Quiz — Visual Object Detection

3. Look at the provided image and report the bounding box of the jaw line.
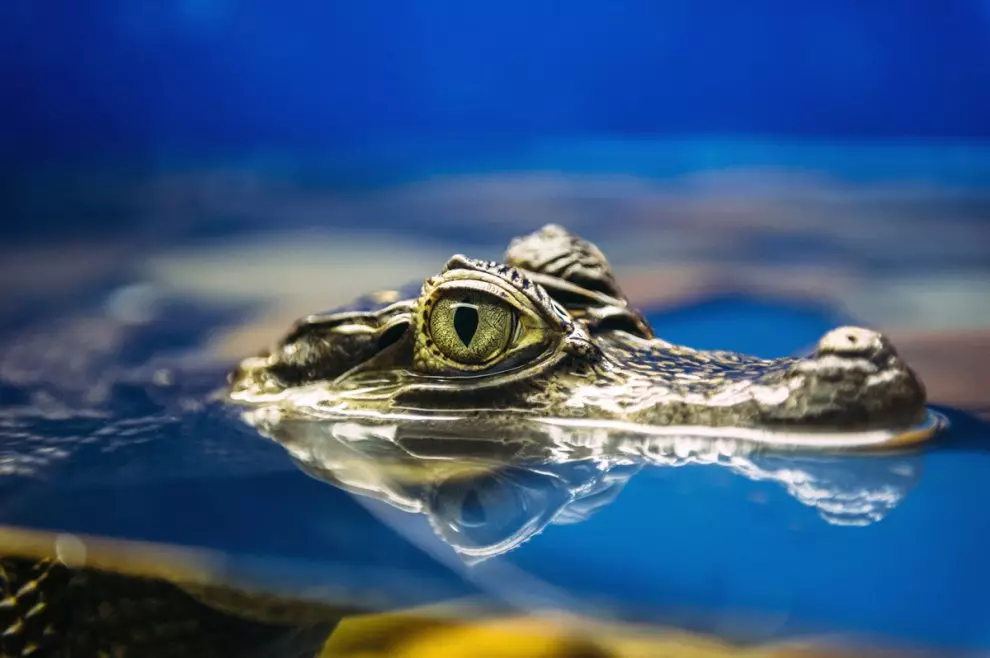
[536,409,946,451]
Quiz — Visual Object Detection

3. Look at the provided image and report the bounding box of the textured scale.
[232,224,932,436]
[0,558,330,658]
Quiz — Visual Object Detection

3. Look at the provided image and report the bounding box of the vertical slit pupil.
[453,304,479,347]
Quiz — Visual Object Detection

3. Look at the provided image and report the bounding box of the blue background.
[3,0,990,166]
[5,0,990,248]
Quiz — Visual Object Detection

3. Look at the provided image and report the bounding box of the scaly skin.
[230,225,930,439]
[0,557,334,657]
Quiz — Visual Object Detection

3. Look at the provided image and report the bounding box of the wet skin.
[229,225,932,442]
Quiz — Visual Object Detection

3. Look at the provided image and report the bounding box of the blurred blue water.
[4,1,989,248]
[3,0,990,167]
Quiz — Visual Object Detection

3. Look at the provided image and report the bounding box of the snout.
[763,326,927,429]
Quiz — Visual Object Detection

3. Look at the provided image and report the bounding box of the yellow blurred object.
[389,617,607,658]
[323,609,925,658]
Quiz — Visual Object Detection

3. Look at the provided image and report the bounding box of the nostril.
[817,326,888,357]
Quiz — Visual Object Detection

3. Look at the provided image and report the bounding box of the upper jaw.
[232,324,928,435]
[575,327,928,433]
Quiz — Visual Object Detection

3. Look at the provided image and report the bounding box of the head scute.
[504,224,624,299]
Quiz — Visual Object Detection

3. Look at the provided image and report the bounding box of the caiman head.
[229,225,934,447]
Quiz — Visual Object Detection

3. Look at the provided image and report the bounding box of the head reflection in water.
[241,409,924,562]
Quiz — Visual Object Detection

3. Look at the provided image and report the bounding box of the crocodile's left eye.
[429,293,517,365]
[413,259,570,376]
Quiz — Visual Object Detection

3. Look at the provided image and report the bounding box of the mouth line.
[534,409,946,451]
[237,377,945,453]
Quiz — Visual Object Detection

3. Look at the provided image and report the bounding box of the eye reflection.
[432,472,527,541]
[427,468,570,555]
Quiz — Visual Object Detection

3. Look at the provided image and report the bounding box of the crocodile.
[230,224,940,449]
[0,224,941,657]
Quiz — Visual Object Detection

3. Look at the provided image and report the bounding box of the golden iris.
[429,294,515,365]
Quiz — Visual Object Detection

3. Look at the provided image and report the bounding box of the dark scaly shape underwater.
[231,224,939,449]
[0,556,334,657]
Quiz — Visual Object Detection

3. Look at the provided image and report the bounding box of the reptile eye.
[413,259,570,376]
[429,293,516,365]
